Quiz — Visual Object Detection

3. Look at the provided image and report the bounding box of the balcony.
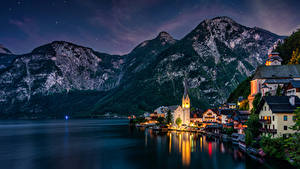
[259,119,271,124]
[259,128,277,133]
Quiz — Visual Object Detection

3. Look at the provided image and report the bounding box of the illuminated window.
[284,116,288,121]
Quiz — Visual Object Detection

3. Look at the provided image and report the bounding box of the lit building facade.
[173,80,191,126]
[248,65,300,110]
[256,96,298,138]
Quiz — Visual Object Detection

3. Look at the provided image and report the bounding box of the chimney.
[289,96,295,106]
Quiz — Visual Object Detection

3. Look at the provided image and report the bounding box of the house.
[265,52,282,66]
[219,109,236,124]
[190,111,203,123]
[152,106,168,118]
[172,80,191,126]
[202,109,219,124]
[285,80,300,98]
[233,111,250,134]
[261,79,291,96]
[255,96,299,138]
[228,103,237,109]
[248,64,300,110]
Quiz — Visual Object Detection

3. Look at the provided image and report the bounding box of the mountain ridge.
[0,16,284,116]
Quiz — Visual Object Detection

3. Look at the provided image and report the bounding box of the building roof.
[219,109,237,115]
[266,55,282,62]
[256,96,300,114]
[253,65,300,80]
[183,79,189,98]
[168,105,179,112]
[238,96,245,102]
[264,79,292,84]
[238,110,251,115]
[269,52,280,55]
[290,80,300,88]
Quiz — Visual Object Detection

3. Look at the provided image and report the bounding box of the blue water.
[0,119,294,169]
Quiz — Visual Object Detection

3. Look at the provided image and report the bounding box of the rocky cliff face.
[151,16,283,107]
[0,41,124,114]
[0,16,284,116]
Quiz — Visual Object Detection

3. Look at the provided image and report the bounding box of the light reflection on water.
[0,120,295,169]
[143,129,247,168]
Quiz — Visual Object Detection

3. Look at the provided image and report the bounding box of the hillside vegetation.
[275,29,300,64]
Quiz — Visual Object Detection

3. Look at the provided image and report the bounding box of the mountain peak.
[0,44,12,54]
[156,31,176,44]
[198,16,238,28]
[157,31,171,37]
[210,16,235,22]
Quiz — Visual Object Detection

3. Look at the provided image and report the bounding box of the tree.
[275,29,300,64]
[157,117,165,124]
[245,130,253,146]
[291,107,300,131]
[239,99,249,110]
[282,107,300,167]
[288,48,300,64]
[276,85,283,96]
[251,93,261,113]
[260,136,285,159]
[166,109,173,124]
[175,117,182,127]
[245,114,261,145]
[190,107,196,113]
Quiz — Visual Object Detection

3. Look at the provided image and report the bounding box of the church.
[172,80,191,126]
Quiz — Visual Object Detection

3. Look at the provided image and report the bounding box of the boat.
[231,133,239,144]
[238,134,246,152]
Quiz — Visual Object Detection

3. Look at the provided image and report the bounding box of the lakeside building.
[190,111,203,124]
[285,80,300,98]
[172,80,191,126]
[228,103,237,109]
[218,109,250,134]
[202,109,219,124]
[265,52,282,66]
[152,106,168,118]
[248,64,300,110]
[255,96,299,138]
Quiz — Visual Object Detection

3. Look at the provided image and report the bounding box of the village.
[130,51,300,162]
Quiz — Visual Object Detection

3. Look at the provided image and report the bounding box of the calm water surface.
[0,119,293,169]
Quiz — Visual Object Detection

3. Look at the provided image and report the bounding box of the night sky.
[1,0,300,55]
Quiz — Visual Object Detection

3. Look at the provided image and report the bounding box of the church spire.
[182,78,190,109]
[183,78,189,98]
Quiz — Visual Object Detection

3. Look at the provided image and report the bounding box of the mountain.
[122,31,177,80]
[0,45,12,55]
[91,16,284,113]
[0,45,16,70]
[0,41,125,116]
[0,16,284,117]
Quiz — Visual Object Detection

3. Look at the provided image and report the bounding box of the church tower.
[181,79,190,125]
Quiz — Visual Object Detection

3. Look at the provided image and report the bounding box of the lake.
[0,119,294,169]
